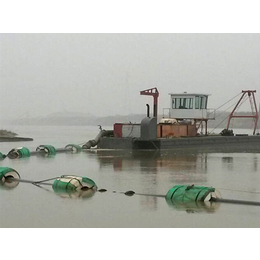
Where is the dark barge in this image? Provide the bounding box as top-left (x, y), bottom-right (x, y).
top-left (97, 135), bottom-right (260, 151)
top-left (93, 88), bottom-right (260, 151)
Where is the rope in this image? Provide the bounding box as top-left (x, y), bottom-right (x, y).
top-left (34, 177), bottom-right (60, 184)
top-left (207, 92), bottom-right (241, 117)
top-left (6, 176), bottom-right (59, 186)
top-left (217, 187), bottom-right (260, 195)
top-left (209, 95), bottom-right (250, 134)
top-left (9, 178), bottom-right (53, 186)
top-left (212, 197), bottom-right (260, 207)
top-left (209, 113), bottom-right (231, 134)
top-left (215, 100), bottom-right (241, 119)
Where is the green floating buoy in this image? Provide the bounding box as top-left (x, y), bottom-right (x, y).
top-left (166, 185), bottom-right (217, 203)
top-left (52, 175), bottom-right (97, 192)
top-left (65, 144), bottom-right (82, 153)
top-left (36, 145), bottom-right (56, 156)
top-left (7, 147), bottom-right (31, 159)
top-left (52, 175), bottom-right (97, 199)
top-left (0, 167), bottom-right (20, 189)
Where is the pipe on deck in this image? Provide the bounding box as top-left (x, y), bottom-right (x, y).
top-left (82, 130), bottom-right (113, 149)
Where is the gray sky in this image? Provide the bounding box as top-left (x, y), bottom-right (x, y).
top-left (1, 34), bottom-right (260, 120)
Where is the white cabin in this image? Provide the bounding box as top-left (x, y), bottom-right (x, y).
top-left (165, 93), bottom-right (213, 120)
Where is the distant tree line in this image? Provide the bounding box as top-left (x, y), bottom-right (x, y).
top-left (5, 111), bottom-right (258, 130)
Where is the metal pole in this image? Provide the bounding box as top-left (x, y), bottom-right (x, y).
top-left (211, 197), bottom-right (260, 206)
top-left (252, 92), bottom-right (258, 135)
top-left (226, 91), bottom-right (245, 130)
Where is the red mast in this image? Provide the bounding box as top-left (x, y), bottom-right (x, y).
top-left (226, 90), bottom-right (259, 135)
top-left (140, 87), bottom-right (159, 118)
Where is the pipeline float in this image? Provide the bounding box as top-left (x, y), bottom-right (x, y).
top-left (5, 143), bottom-right (84, 160)
top-left (0, 167), bottom-right (20, 189)
top-left (2, 166), bottom-right (260, 210)
top-left (0, 166), bottom-right (98, 198)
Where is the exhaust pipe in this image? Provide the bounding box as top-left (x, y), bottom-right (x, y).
top-left (146, 104), bottom-right (150, 118)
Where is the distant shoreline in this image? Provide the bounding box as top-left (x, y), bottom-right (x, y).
top-left (0, 136), bottom-right (33, 142)
top-left (1, 110), bottom-right (257, 129)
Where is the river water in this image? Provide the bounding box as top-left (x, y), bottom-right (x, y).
top-left (1, 125), bottom-right (260, 228)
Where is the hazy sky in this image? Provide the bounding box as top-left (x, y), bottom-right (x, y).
top-left (1, 34), bottom-right (260, 120)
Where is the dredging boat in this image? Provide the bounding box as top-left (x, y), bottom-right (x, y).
top-left (94, 88), bottom-right (260, 151)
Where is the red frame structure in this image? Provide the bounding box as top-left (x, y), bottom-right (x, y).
top-left (226, 90), bottom-right (259, 135)
top-left (140, 88), bottom-right (159, 118)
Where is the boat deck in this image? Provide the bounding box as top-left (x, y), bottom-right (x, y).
top-left (97, 135), bottom-right (260, 151)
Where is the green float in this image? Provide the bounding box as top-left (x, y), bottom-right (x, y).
top-left (0, 152), bottom-right (6, 160)
top-left (52, 175), bottom-right (97, 192)
top-left (7, 147), bottom-right (31, 159)
top-left (17, 147), bottom-right (31, 158)
top-left (166, 185), bottom-right (217, 203)
top-left (36, 145), bottom-right (56, 156)
top-left (65, 144), bottom-right (82, 153)
top-left (0, 167), bottom-right (20, 189)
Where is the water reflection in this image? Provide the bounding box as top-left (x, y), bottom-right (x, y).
top-left (140, 195), bottom-right (158, 211)
top-left (91, 150), bottom-right (209, 183)
top-left (166, 199), bottom-right (220, 213)
top-left (253, 157), bottom-right (258, 172)
top-left (87, 150), bottom-right (211, 211)
top-left (222, 157), bottom-right (234, 171)
top-left (221, 155), bottom-right (259, 172)
top-left (53, 188), bottom-right (96, 199)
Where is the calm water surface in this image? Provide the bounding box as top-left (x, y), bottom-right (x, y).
top-left (1, 125), bottom-right (260, 228)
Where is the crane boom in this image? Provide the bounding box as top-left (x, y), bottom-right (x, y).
top-left (140, 88), bottom-right (159, 118)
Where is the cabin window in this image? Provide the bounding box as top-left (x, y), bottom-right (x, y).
top-left (195, 96), bottom-right (207, 109)
top-left (189, 98), bottom-right (193, 109)
top-left (200, 96), bottom-right (205, 109)
top-left (195, 96), bottom-right (200, 109)
top-left (172, 98), bottom-right (193, 109)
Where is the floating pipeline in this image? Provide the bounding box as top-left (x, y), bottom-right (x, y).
top-left (52, 175), bottom-right (97, 192)
top-left (82, 129), bottom-right (114, 149)
top-left (0, 169), bottom-right (97, 199)
top-left (3, 129), bottom-right (114, 159)
top-left (0, 152), bottom-right (6, 160)
top-left (0, 167), bottom-right (20, 189)
top-left (2, 169), bottom-right (260, 208)
top-left (165, 185), bottom-right (218, 203)
top-left (65, 144), bottom-right (82, 153)
top-left (165, 184), bottom-right (220, 213)
top-left (7, 147), bottom-right (31, 159)
top-left (52, 175), bottom-right (97, 199)
top-left (36, 145), bottom-right (57, 156)
top-left (6, 144), bottom-right (84, 159)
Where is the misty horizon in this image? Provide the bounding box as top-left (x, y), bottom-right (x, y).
top-left (1, 34), bottom-right (260, 123)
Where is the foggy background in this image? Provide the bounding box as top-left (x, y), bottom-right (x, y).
top-left (1, 34), bottom-right (260, 125)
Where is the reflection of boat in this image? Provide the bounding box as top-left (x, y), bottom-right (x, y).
top-left (91, 149), bottom-right (208, 183)
top-left (92, 89), bottom-right (260, 151)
